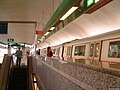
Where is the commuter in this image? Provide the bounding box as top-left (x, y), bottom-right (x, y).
top-left (36, 49), bottom-right (40, 55)
top-left (26, 50), bottom-right (30, 56)
top-left (112, 52), bottom-right (117, 58)
top-left (15, 47), bottom-right (23, 67)
top-left (47, 46), bottom-right (53, 57)
top-left (38, 49), bottom-right (40, 55)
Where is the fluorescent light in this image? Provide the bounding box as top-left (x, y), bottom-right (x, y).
top-left (25, 44), bottom-right (32, 48)
top-left (44, 32), bottom-right (50, 36)
top-left (49, 27), bottom-right (55, 30)
top-left (95, 0), bottom-right (100, 3)
top-left (60, 7), bottom-right (78, 20)
top-left (0, 43), bottom-right (7, 48)
top-left (21, 43), bottom-right (24, 46)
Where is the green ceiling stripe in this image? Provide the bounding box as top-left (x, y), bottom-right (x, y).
top-left (43, 0), bottom-right (80, 32)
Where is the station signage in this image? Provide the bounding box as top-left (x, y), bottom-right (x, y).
top-left (86, 0), bottom-right (94, 7)
top-left (85, 0), bottom-right (113, 14)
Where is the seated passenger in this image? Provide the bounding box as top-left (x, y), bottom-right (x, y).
top-left (112, 52), bottom-right (117, 58)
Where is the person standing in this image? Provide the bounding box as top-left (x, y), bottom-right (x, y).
top-left (15, 47), bottom-right (23, 67)
top-left (47, 46), bottom-right (53, 57)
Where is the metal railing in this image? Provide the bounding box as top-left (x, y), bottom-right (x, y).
top-left (0, 54), bottom-right (14, 90)
top-left (27, 56), bottom-right (40, 90)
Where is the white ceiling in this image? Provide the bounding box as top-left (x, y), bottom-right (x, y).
top-left (38, 0), bottom-right (120, 48)
top-left (0, 0), bottom-right (63, 44)
top-left (0, 0), bottom-right (119, 48)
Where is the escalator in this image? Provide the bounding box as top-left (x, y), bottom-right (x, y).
top-left (0, 55), bottom-right (38, 90)
top-left (8, 66), bottom-right (28, 90)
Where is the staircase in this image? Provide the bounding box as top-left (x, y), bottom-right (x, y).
top-left (8, 66), bottom-right (28, 90)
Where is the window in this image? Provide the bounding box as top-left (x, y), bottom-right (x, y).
top-left (94, 43), bottom-right (100, 57)
top-left (90, 44), bottom-right (94, 57)
top-left (67, 46), bottom-right (72, 55)
top-left (108, 41), bottom-right (120, 58)
top-left (53, 49), bottom-right (56, 54)
top-left (74, 45), bottom-right (85, 56)
top-left (56, 48), bottom-right (60, 56)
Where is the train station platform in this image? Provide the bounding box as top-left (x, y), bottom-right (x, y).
top-left (31, 55), bottom-right (120, 90)
top-left (0, 0), bottom-right (120, 90)
top-left (0, 54), bottom-right (120, 90)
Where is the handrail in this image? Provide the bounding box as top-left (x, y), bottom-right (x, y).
top-left (0, 55), bottom-right (38, 90)
top-left (27, 56), bottom-right (35, 90)
top-left (27, 56), bottom-right (41, 90)
top-left (0, 54), bottom-right (14, 90)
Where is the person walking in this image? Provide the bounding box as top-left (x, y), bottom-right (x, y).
top-left (15, 47), bottom-right (23, 67)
